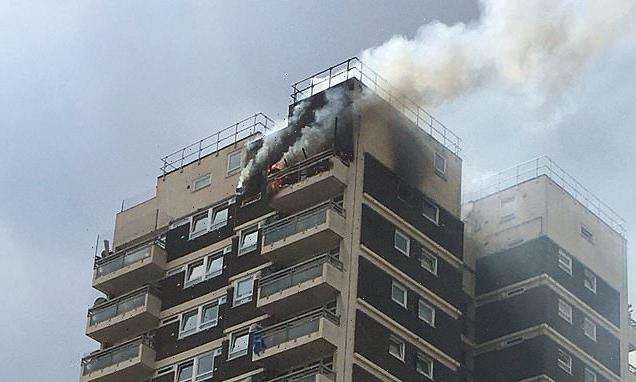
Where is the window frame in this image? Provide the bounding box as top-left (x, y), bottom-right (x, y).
top-left (192, 174), bottom-right (212, 192)
top-left (233, 276), bottom-right (255, 306)
top-left (557, 349), bottom-right (573, 374)
top-left (190, 211), bottom-right (210, 239)
top-left (558, 299), bottom-right (573, 324)
top-left (189, 204), bottom-right (230, 240)
top-left (583, 316), bottom-right (597, 341)
top-left (580, 225), bottom-right (594, 243)
top-left (238, 226), bottom-right (259, 256)
top-left (584, 368), bottom-right (597, 382)
top-left (421, 197), bottom-right (439, 224)
top-left (416, 352), bottom-right (434, 378)
top-left (388, 335), bottom-right (405, 362)
top-left (394, 229), bottom-right (410, 257)
top-left (184, 252), bottom-right (224, 289)
top-left (433, 152), bottom-right (446, 177)
top-left (558, 249), bottom-right (573, 275)
top-left (176, 350), bottom-right (220, 382)
top-left (228, 329), bottom-right (250, 360)
top-left (419, 247), bottom-right (438, 275)
top-left (418, 299), bottom-right (436, 327)
top-left (391, 280), bottom-right (408, 308)
top-left (178, 299), bottom-right (223, 339)
top-left (499, 213), bottom-right (516, 224)
top-left (584, 269), bottom-right (597, 294)
top-left (185, 260), bottom-right (205, 288)
top-left (227, 150), bottom-right (243, 176)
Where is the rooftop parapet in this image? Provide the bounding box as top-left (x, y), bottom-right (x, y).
top-left (290, 57), bottom-right (461, 156)
top-left (463, 155), bottom-right (625, 236)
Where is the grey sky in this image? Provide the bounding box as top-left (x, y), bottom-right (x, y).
top-left (1, 1), bottom-right (634, 381)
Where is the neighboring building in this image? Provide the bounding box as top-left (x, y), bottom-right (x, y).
top-left (462, 157), bottom-right (631, 382)
top-left (80, 58), bottom-right (469, 382)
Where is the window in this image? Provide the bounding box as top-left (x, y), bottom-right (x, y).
top-left (558, 299), bottom-right (572, 324)
top-left (179, 301), bottom-right (221, 338)
top-left (584, 368), bottom-right (597, 382)
top-left (584, 269), bottom-right (597, 293)
top-left (558, 249), bottom-right (573, 275)
top-left (433, 152), bottom-right (446, 176)
top-left (177, 351), bottom-right (219, 382)
top-left (394, 229), bottom-right (410, 256)
top-left (239, 228), bottom-right (259, 255)
top-left (580, 225), bottom-right (593, 242)
top-left (388, 336), bottom-right (405, 361)
top-left (206, 255), bottom-right (223, 279)
top-left (192, 174), bottom-right (211, 191)
top-left (420, 248), bottom-right (438, 275)
top-left (185, 260), bottom-right (205, 287)
top-left (184, 253), bottom-right (224, 288)
top-left (416, 352), bottom-right (434, 378)
top-left (210, 208), bottom-right (228, 230)
top-left (583, 317), bottom-right (597, 341)
top-left (499, 213), bottom-right (516, 224)
top-left (500, 195), bottom-right (515, 207)
top-left (391, 281), bottom-right (407, 308)
top-left (228, 330), bottom-right (250, 359)
top-left (234, 276), bottom-right (254, 306)
top-left (191, 211), bottom-right (209, 237)
top-left (422, 197), bottom-right (439, 224)
top-left (557, 349), bottom-right (572, 374)
top-left (418, 299), bottom-right (436, 326)
top-left (180, 310), bottom-right (198, 337)
top-left (227, 151), bottom-right (243, 176)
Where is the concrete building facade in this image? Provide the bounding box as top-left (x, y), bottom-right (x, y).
top-left (80, 58), bottom-right (468, 382)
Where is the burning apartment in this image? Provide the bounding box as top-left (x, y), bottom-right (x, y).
top-left (80, 57), bottom-right (468, 382)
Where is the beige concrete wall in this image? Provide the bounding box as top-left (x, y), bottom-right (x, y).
top-left (113, 139), bottom-right (250, 248)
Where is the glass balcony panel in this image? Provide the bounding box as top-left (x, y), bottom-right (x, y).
top-left (88, 290), bottom-right (150, 326)
top-left (264, 208), bottom-right (327, 246)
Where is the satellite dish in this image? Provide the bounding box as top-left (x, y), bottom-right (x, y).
top-left (93, 297), bottom-right (107, 307)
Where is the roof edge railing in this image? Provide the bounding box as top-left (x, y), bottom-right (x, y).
top-left (160, 113), bottom-right (275, 178)
top-left (463, 155), bottom-right (626, 236)
top-left (290, 57), bottom-right (461, 156)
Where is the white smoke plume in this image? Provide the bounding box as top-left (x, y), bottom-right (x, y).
top-left (237, 99), bottom-right (309, 190)
top-left (278, 87), bottom-right (346, 165)
top-left (361, 0), bottom-right (636, 108)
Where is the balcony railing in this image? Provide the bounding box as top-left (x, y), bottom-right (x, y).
top-left (290, 57), bottom-right (461, 156)
top-left (160, 113), bottom-right (275, 177)
top-left (81, 335), bottom-right (153, 376)
top-left (268, 149), bottom-right (346, 189)
top-left (95, 239), bottom-right (164, 278)
top-left (88, 287), bottom-right (156, 326)
top-left (260, 252), bottom-right (342, 299)
top-left (256, 307), bottom-right (339, 350)
top-left (266, 363), bottom-right (336, 382)
top-left (263, 200), bottom-right (344, 247)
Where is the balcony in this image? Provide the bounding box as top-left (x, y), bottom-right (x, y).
top-left (265, 363), bottom-right (336, 382)
top-left (86, 287), bottom-right (161, 344)
top-left (258, 253), bottom-right (343, 318)
top-left (253, 308), bottom-right (340, 370)
top-left (93, 240), bottom-right (166, 296)
top-left (80, 336), bottom-right (155, 382)
top-left (261, 201), bottom-right (345, 265)
top-left (268, 150), bottom-right (348, 213)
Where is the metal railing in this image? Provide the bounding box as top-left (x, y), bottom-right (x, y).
top-left (262, 200), bottom-right (344, 246)
top-left (94, 238), bottom-right (164, 276)
top-left (290, 57), bottom-right (461, 155)
top-left (268, 149), bottom-right (347, 188)
top-left (256, 307), bottom-right (339, 350)
top-left (259, 252), bottom-right (342, 298)
top-left (160, 113), bottom-right (275, 177)
top-left (81, 335), bottom-right (153, 375)
top-left (463, 156), bottom-right (626, 236)
top-left (266, 363), bottom-right (336, 382)
top-left (88, 286), bottom-right (156, 326)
